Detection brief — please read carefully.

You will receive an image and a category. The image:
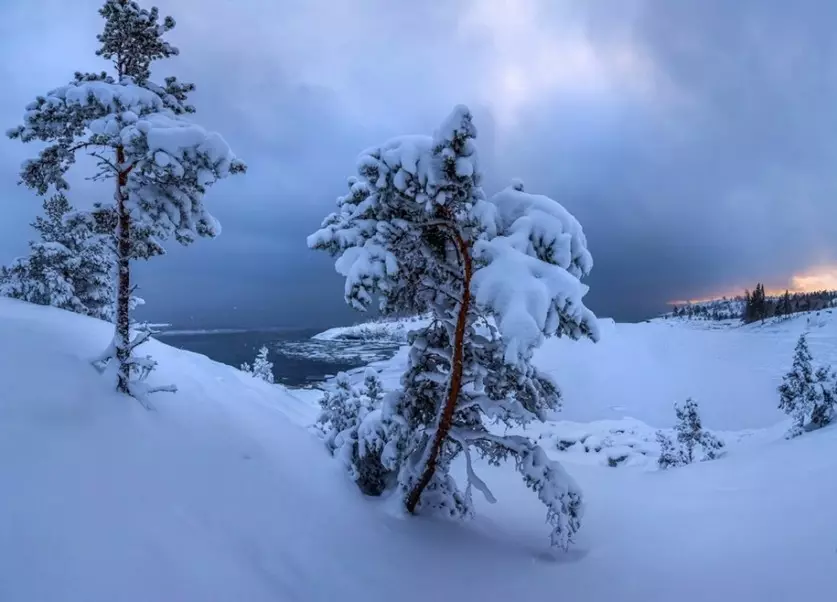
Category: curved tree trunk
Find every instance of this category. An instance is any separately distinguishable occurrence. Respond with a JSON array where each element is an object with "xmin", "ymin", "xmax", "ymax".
[{"xmin": 405, "ymin": 230, "xmax": 473, "ymax": 513}]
